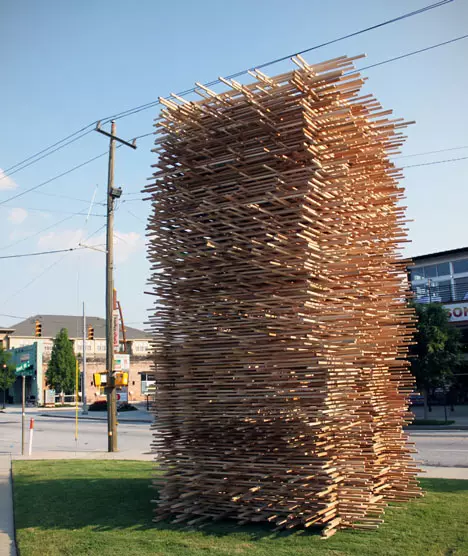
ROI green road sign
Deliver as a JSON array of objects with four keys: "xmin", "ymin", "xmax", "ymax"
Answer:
[{"xmin": 15, "ymin": 362, "xmax": 34, "ymax": 377}]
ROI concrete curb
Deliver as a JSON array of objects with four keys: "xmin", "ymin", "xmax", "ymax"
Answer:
[
  {"xmin": 39, "ymin": 413, "xmax": 152, "ymax": 424},
  {"xmin": 0, "ymin": 455, "xmax": 17, "ymax": 555},
  {"xmin": 406, "ymin": 425, "xmax": 468, "ymax": 431}
]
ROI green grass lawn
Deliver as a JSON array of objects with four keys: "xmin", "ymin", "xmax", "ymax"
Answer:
[{"xmin": 13, "ymin": 460, "xmax": 468, "ymax": 556}]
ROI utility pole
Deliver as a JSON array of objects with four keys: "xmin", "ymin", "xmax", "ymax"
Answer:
[
  {"xmin": 21, "ymin": 375, "xmax": 25, "ymax": 455},
  {"xmin": 96, "ymin": 120, "xmax": 136, "ymax": 452},
  {"xmin": 82, "ymin": 302, "xmax": 87, "ymax": 414}
]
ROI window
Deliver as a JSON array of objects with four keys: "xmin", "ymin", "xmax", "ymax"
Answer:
[
  {"xmin": 424, "ymin": 264, "xmax": 437, "ymax": 278},
  {"xmin": 410, "ymin": 262, "xmax": 451, "ymax": 281},
  {"xmin": 436, "ymin": 262, "xmax": 450, "ymax": 276},
  {"xmin": 432, "ymin": 280, "xmax": 452, "ymax": 302},
  {"xmin": 453, "ymin": 259, "xmax": 468, "ymax": 275},
  {"xmin": 413, "ymin": 280, "xmax": 451, "ymax": 303},
  {"xmin": 454, "ymin": 278, "xmax": 468, "ymax": 301},
  {"xmin": 141, "ymin": 373, "xmax": 155, "ymax": 394},
  {"xmin": 410, "ymin": 267, "xmax": 425, "ymax": 281}
]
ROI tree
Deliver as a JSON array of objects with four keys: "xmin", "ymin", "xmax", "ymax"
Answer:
[
  {"xmin": 409, "ymin": 303, "xmax": 463, "ymax": 420},
  {"xmin": 46, "ymin": 328, "xmax": 76, "ymax": 399},
  {"xmin": 0, "ymin": 348, "xmax": 16, "ymax": 409}
]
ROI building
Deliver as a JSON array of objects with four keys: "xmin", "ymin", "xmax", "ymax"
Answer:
[
  {"xmin": 408, "ymin": 246, "xmax": 468, "ymax": 329},
  {"xmin": 408, "ymin": 247, "xmax": 468, "ymax": 402},
  {"xmin": 1, "ymin": 314, "xmax": 155, "ymax": 405}
]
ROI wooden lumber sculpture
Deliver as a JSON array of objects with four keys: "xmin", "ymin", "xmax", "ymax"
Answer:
[{"xmin": 145, "ymin": 54, "xmax": 422, "ymax": 537}]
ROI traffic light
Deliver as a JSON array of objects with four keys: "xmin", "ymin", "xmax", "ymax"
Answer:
[
  {"xmin": 87, "ymin": 325, "xmax": 94, "ymax": 340},
  {"xmin": 35, "ymin": 320, "xmax": 42, "ymax": 337},
  {"xmin": 115, "ymin": 372, "xmax": 128, "ymax": 387}
]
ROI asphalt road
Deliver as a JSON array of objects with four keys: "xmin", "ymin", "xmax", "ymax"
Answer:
[
  {"xmin": 1, "ymin": 410, "xmax": 467, "ymax": 468},
  {"xmin": 411, "ymin": 430, "xmax": 468, "ymax": 468},
  {"xmin": 0, "ymin": 410, "xmax": 153, "ymax": 459}
]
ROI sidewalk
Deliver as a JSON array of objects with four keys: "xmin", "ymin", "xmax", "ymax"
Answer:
[
  {"xmin": 411, "ymin": 404, "xmax": 468, "ymax": 427},
  {"xmin": 420, "ymin": 466, "xmax": 468, "ymax": 480},
  {"xmin": 12, "ymin": 451, "xmax": 154, "ymax": 461},
  {"xmin": 2, "ymin": 404, "xmax": 153, "ymax": 423},
  {"xmin": 0, "ymin": 456, "xmax": 16, "ymax": 556},
  {"xmin": 39, "ymin": 408, "xmax": 152, "ymax": 423}
]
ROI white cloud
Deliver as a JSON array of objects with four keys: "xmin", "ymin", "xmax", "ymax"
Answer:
[
  {"xmin": 0, "ymin": 168, "xmax": 18, "ymax": 191},
  {"xmin": 38, "ymin": 228, "xmax": 143, "ymax": 263},
  {"xmin": 8, "ymin": 207, "xmax": 28, "ymax": 224}
]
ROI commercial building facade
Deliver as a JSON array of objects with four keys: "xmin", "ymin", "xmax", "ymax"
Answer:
[
  {"xmin": 408, "ymin": 247, "xmax": 468, "ymax": 403},
  {"xmin": 1, "ymin": 314, "xmax": 154, "ymax": 405},
  {"xmin": 408, "ymin": 246, "xmax": 468, "ymax": 328}
]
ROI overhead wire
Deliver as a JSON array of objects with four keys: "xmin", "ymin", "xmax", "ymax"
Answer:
[
  {"xmin": 0, "ymin": 128, "xmax": 95, "ymax": 182},
  {"xmin": 1, "ymin": 124, "xmax": 95, "ymax": 176},
  {"xmin": 401, "ymin": 155, "xmax": 468, "ymax": 169},
  {"xmin": 394, "ymin": 145, "xmax": 468, "ymax": 159},
  {"xmin": 0, "ymin": 150, "xmax": 110, "ymax": 206},
  {"xmin": 0, "ymin": 1, "xmax": 461, "ymax": 263},
  {"xmin": 0, "ymin": 213, "xmax": 78, "ymax": 252},
  {"xmin": 0, "ymin": 220, "xmax": 107, "ymax": 312},
  {"xmin": 348, "ymin": 32, "xmax": 468, "ymax": 74},
  {"xmin": 0, "ymin": 246, "xmax": 89, "ymax": 260},
  {"xmin": 101, "ymin": 0, "xmax": 454, "ymax": 123},
  {"xmin": 0, "ymin": 0, "xmax": 453, "ymax": 182},
  {"xmin": 1, "ymin": 252, "xmax": 74, "ymax": 306}
]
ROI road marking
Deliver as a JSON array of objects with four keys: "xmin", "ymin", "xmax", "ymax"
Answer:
[{"xmin": 433, "ymin": 449, "xmax": 468, "ymax": 452}]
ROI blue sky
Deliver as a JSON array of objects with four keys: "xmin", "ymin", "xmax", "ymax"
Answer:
[{"xmin": 0, "ymin": 0, "xmax": 467, "ymax": 329}]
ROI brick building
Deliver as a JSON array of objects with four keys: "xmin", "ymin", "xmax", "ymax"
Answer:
[{"xmin": 1, "ymin": 314, "xmax": 154, "ymax": 405}]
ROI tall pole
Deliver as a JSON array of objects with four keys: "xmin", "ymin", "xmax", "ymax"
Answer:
[
  {"xmin": 75, "ymin": 360, "xmax": 79, "ymax": 441},
  {"xmin": 21, "ymin": 375, "xmax": 25, "ymax": 455},
  {"xmin": 82, "ymin": 302, "xmax": 87, "ymax": 414},
  {"xmin": 106, "ymin": 120, "xmax": 117, "ymax": 452},
  {"xmin": 96, "ymin": 120, "xmax": 136, "ymax": 453}
]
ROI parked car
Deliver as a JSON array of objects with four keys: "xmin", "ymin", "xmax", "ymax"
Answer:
[{"xmin": 409, "ymin": 392, "xmax": 424, "ymax": 406}]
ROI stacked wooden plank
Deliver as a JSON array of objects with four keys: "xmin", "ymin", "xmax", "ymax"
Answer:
[{"xmin": 144, "ymin": 54, "xmax": 422, "ymax": 537}]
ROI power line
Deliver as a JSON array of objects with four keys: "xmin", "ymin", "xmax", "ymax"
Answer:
[
  {"xmin": 394, "ymin": 145, "xmax": 468, "ymax": 159},
  {"xmin": 0, "ymin": 129, "xmax": 94, "ymax": 182},
  {"xmin": 31, "ymin": 189, "xmax": 106, "ymax": 205},
  {"xmin": 2, "ymin": 125, "xmax": 95, "ymax": 176},
  {"xmin": 352, "ymin": 32, "xmax": 468, "ymax": 73},
  {"xmin": 0, "ymin": 313, "xmax": 28, "ymax": 321},
  {"xmin": 0, "ymin": 0, "xmax": 452, "ymax": 183},
  {"xmin": 1, "ymin": 11, "xmax": 463, "ymax": 211},
  {"xmin": 0, "ymin": 246, "xmax": 89, "ymax": 260},
  {"xmin": 0, "ymin": 150, "xmax": 109, "ymax": 207},
  {"xmin": 0, "ymin": 221, "xmax": 108, "ymax": 310},
  {"xmin": 2, "ymin": 252, "xmax": 73, "ymax": 306},
  {"xmin": 401, "ymin": 155, "xmax": 468, "ymax": 169},
  {"xmin": 0, "ymin": 213, "xmax": 77, "ymax": 252},
  {"xmin": 0, "ymin": 205, "xmax": 105, "ymax": 217},
  {"xmin": 101, "ymin": 1, "xmax": 453, "ymax": 123}
]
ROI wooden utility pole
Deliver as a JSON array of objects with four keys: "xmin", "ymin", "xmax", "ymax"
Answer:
[
  {"xmin": 82, "ymin": 302, "xmax": 87, "ymax": 414},
  {"xmin": 96, "ymin": 120, "xmax": 136, "ymax": 452}
]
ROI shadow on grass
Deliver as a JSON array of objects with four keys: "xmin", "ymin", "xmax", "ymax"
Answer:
[
  {"xmin": 14, "ymin": 467, "xmax": 465, "ymax": 541},
  {"xmin": 419, "ymin": 477, "xmax": 468, "ymax": 493},
  {"xmin": 13, "ymin": 475, "xmax": 321, "ymax": 540}
]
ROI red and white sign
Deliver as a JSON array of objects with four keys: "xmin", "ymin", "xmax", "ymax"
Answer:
[
  {"xmin": 444, "ymin": 302, "xmax": 468, "ymax": 323},
  {"xmin": 116, "ymin": 388, "xmax": 128, "ymax": 402},
  {"xmin": 113, "ymin": 309, "xmax": 120, "ymax": 350}
]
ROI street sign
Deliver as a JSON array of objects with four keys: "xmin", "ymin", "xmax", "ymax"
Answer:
[
  {"xmin": 116, "ymin": 388, "xmax": 128, "ymax": 403},
  {"xmin": 15, "ymin": 362, "xmax": 34, "ymax": 377},
  {"xmin": 114, "ymin": 354, "xmax": 130, "ymax": 371}
]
